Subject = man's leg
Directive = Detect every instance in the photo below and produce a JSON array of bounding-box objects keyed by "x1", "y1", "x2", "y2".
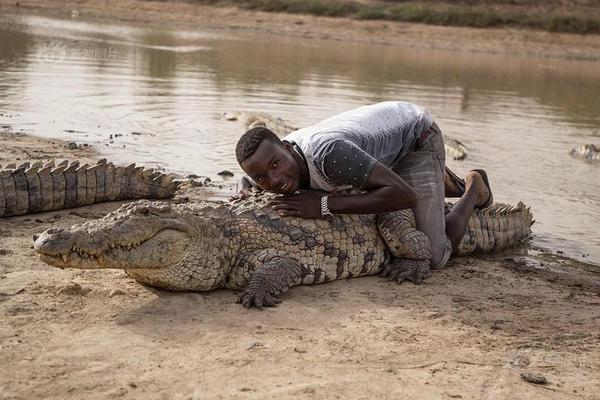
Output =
[
  {"x1": 393, "y1": 123, "x2": 452, "y2": 268},
  {"x1": 445, "y1": 171, "x2": 490, "y2": 250},
  {"x1": 394, "y1": 122, "x2": 490, "y2": 267}
]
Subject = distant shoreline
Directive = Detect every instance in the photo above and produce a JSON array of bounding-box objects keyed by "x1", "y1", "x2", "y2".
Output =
[
  {"x1": 2, "y1": 0, "x2": 600, "y2": 61},
  {"x1": 185, "y1": 0, "x2": 600, "y2": 35}
]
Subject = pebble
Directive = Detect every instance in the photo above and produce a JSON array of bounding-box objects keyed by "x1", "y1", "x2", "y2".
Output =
[
  {"x1": 520, "y1": 371, "x2": 548, "y2": 385},
  {"x1": 56, "y1": 282, "x2": 90, "y2": 296},
  {"x1": 217, "y1": 170, "x2": 234, "y2": 177},
  {"x1": 293, "y1": 346, "x2": 307, "y2": 353},
  {"x1": 246, "y1": 341, "x2": 263, "y2": 350},
  {"x1": 109, "y1": 289, "x2": 126, "y2": 297},
  {"x1": 67, "y1": 142, "x2": 78, "y2": 150}
]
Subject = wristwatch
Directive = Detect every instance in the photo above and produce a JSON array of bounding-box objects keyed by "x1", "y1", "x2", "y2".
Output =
[{"x1": 320, "y1": 196, "x2": 334, "y2": 220}]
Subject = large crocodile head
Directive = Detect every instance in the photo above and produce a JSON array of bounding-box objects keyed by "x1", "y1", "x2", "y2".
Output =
[{"x1": 34, "y1": 200, "x2": 237, "y2": 290}]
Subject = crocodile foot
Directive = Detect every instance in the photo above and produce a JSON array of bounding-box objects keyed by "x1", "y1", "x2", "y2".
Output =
[
  {"x1": 237, "y1": 290, "x2": 282, "y2": 309},
  {"x1": 381, "y1": 258, "x2": 430, "y2": 284}
]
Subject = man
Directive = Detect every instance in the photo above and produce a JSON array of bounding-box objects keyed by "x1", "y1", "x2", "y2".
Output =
[{"x1": 234, "y1": 101, "x2": 492, "y2": 270}]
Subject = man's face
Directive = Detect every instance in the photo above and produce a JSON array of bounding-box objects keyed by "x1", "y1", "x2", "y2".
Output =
[{"x1": 240, "y1": 140, "x2": 300, "y2": 194}]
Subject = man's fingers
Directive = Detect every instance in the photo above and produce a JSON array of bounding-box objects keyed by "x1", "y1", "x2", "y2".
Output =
[
  {"x1": 276, "y1": 209, "x2": 301, "y2": 217},
  {"x1": 271, "y1": 203, "x2": 301, "y2": 211},
  {"x1": 270, "y1": 198, "x2": 300, "y2": 206}
]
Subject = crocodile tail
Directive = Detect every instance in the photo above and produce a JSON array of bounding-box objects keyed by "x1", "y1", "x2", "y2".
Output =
[
  {"x1": 450, "y1": 202, "x2": 534, "y2": 256},
  {"x1": 0, "y1": 160, "x2": 180, "y2": 217}
]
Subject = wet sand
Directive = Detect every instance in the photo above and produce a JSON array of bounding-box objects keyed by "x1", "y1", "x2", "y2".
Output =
[{"x1": 1, "y1": 133, "x2": 600, "y2": 399}]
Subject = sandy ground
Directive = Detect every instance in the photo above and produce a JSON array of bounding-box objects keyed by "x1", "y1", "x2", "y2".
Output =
[
  {"x1": 2, "y1": 0, "x2": 600, "y2": 61},
  {"x1": 1, "y1": 134, "x2": 600, "y2": 400},
  {"x1": 1, "y1": 2, "x2": 600, "y2": 399}
]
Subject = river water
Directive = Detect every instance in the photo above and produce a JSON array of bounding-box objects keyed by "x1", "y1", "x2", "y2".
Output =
[{"x1": 1, "y1": 12, "x2": 599, "y2": 266}]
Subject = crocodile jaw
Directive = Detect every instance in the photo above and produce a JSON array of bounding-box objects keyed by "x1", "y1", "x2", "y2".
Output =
[{"x1": 35, "y1": 228, "x2": 191, "y2": 270}]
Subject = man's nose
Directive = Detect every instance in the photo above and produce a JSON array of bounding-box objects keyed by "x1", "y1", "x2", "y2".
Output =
[{"x1": 267, "y1": 170, "x2": 280, "y2": 187}]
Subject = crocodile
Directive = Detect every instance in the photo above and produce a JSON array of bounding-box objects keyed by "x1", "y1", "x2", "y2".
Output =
[
  {"x1": 224, "y1": 111, "x2": 469, "y2": 160},
  {"x1": 570, "y1": 144, "x2": 600, "y2": 161},
  {"x1": 34, "y1": 193, "x2": 533, "y2": 308},
  {"x1": 0, "y1": 159, "x2": 179, "y2": 217}
]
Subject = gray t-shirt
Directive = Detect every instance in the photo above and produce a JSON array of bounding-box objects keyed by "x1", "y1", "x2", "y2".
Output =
[{"x1": 283, "y1": 101, "x2": 433, "y2": 191}]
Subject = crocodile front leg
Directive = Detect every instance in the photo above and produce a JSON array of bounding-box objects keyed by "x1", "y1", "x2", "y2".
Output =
[
  {"x1": 236, "y1": 249, "x2": 302, "y2": 309},
  {"x1": 377, "y1": 210, "x2": 432, "y2": 284},
  {"x1": 380, "y1": 258, "x2": 430, "y2": 284}
]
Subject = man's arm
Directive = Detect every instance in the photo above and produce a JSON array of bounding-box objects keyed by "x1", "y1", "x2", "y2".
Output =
[
  {"x1": 327, "y1": 161, "x2": 417, "y2": 214},
  {"x1": 271, "y1": 139, "x2": 417, "y2": 218},
  {"x1": 270, "y1": 162, "x2": 416, "y2": 218}
]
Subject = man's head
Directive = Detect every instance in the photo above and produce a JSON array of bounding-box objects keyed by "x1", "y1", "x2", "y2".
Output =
[{"x1": 235, "y1": 127, "x2": 300, "y2": 194}]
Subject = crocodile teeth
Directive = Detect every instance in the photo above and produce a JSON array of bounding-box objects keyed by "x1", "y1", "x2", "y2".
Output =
[{"x1": 61, "y1": 254, "x2": 68, "y2": 263}]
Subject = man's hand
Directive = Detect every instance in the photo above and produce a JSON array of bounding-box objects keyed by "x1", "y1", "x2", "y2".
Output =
[{"x1": 270, "y1": 189, "x2": 326, "y2": 219}]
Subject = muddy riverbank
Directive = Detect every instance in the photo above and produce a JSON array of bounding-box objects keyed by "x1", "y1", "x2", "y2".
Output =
[{"x1": 1, "y1": 133, "x2": 599, "y2": 399}]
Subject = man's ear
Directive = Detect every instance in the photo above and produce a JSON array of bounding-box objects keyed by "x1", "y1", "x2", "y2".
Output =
[{"x1": 283, "y1": 141, "x2": 294, "y2": 153}]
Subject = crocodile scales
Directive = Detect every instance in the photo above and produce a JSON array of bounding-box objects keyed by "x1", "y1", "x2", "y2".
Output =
[
  {"x1": 34, "y1": 193, "x2": 534, "y2": 308},
  {"x1": 0, "y1": 159, "x2": 179, "y2": 217}
]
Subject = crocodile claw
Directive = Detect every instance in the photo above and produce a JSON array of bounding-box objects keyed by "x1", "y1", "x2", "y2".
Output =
[
  {"x1": 237, "y1": 291, "x2": 281, "y2": 309},
  {"x1": 381, "y1": 259, "x2": 430, "y2": 285}
]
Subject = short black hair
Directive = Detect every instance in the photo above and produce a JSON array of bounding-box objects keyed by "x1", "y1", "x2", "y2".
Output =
[{"x1": 235, "y1": 127, "x2": 282, "y2": 165}]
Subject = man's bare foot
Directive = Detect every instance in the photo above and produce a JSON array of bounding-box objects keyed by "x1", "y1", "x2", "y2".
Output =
[
  {"x1": 444, "y1": 169, "x2": 465, "y2": 198},
  {"x1": 465, "y1": 170, "x2": 491, "y2": 208}
]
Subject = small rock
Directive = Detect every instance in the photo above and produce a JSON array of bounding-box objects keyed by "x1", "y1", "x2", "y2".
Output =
[
  {"x1": 109, "y1": 289, "x2": 126, "y2": 297},
  {"x1": 128, "y1": 382, "x2": 137, "y2": 388},
  {"x1": 510, "y1": 354, "x2": 530, "y2": 368},
  {"x1": 217, "y1": 170, "x2": 234, "y2": 177},
  {"x1": 67, "y1": 142, "x2": 78, "y2": 150},
  {"x1": 520, "y1": 371, "x2": 547, "y2": 385},
  {"x1": 247, "y1": 341, "x2": 263, "y2": 350},
  {"x1": 293, "y1": 346, "x2": 307, "y2": 353},
  {"x1": 187, "y1": 174, "x2": 200, "y2": 179},
  {"x1": 57, "y1": 282, "x2": 90, "y2": 296}
]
